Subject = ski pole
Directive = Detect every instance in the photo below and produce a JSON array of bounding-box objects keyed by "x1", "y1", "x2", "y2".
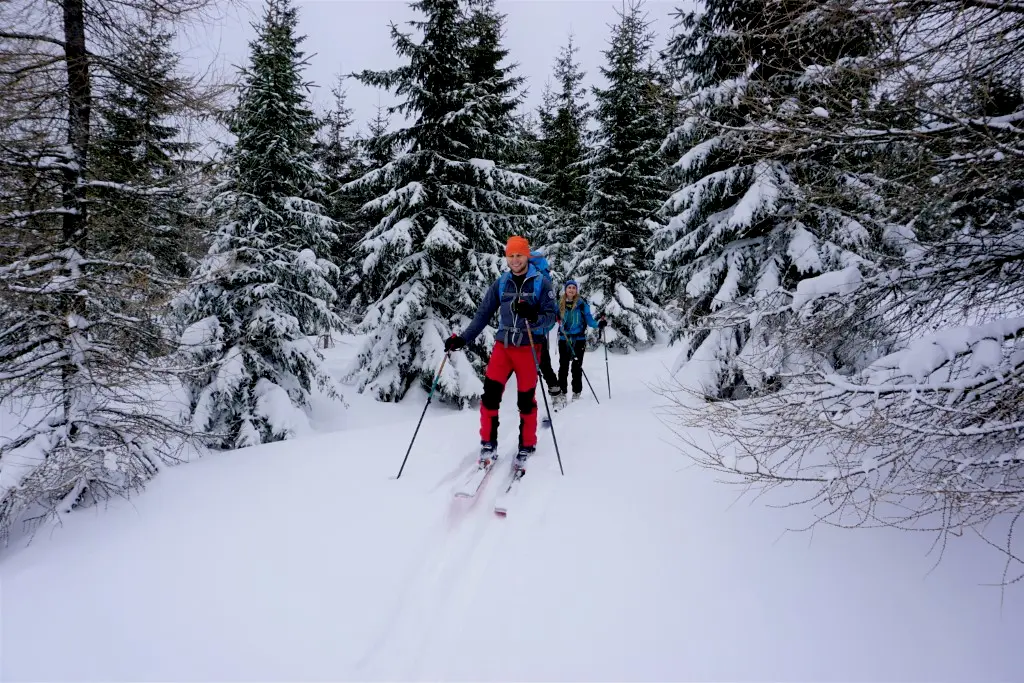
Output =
[
  {"x1": 395, "y1": 351, "x2": 450, "y2": 479},
  {"x1": 525, "y1": 324, "x2": 565, "y2": 476},
  {"x1": 602, "y1": 327, "x2": 611, "y2": 399},
  {"x1": 557, "y1": 322, "x2": 600, "y2": 404}
]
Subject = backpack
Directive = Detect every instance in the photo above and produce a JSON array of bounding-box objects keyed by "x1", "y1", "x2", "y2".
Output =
[{"x1": 529, "y1": 250, "x2": 551, "y2": 281}]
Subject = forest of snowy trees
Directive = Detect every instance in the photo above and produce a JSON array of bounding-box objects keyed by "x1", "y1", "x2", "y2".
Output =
[{"x1": 1, "y1": 0, "x2": 1022, "y2": 579}]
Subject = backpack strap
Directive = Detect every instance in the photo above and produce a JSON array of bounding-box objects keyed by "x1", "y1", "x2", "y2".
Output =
[{"x1": 497, "y1": 269, "x2": 542, "y2": 300}]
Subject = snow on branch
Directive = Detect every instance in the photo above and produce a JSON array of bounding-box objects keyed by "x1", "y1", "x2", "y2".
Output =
[
  {"x1": 81, "y1": 180, "x2": 179, "y2": 196},
  {"x1": 0, "y1": 207, "x2": 79, "y2": 222},
  {"x1": 829, "y1": 317, "x2": 1024, "y2": 389},
  {"x1": 791, "y1": 265, "x2": 865, "y2": 311}
]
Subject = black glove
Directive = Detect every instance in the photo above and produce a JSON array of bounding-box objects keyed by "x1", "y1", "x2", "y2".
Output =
[
  {"x1": 598, "y1": 315, "x2": 607, "y2": 331},
  {"x1": 512, "y1": 299, "x2": 539, "y2": 322},
  {"x1": 444, "y1": 334, "x2": 466, "y2": 352}
]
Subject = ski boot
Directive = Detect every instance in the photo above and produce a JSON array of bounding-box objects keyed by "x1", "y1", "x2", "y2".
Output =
[
  {"x1": 572, "y1": 391, "x2": 581, "y2": 402},
  {"x1": 552, "y1": 392, "x2": 567, "y2": 410},
  {"x1": 514, "y1": 446, "x2": 535, "y2": 476},
  {"x1": 478, "y1": 441, "x2": 498, "y2": 468}
]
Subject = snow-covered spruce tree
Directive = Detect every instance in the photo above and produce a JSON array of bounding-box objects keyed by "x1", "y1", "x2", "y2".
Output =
[
  {"x1": 570, "y1": 1, "x2": 670, "y2": 352},
  {"x1": 339, "y1": 103, "x2": 398, "y2": 315},
  {"x1": 176, "y1": 0, "x2": 344, "y2": 450},
  {"x1": 345, "y1": 0, "x2": 542, "y2": 404},
  {"x1": 503, "y1": 111, "x2": 551, "y2": 257},
  {"x1": 465, "y1": 0, "x2": 548, "y2": 245},
  {"x1": 362, "y1": 103, "x2": 399, "y2": 171},
  {"x1": 506, "y1": 111, "x2": 543, "y2": 191},
  {"x1": 89, "y1": 13, "x2": 206, "y2": 283},
  {"x1": 0, "y1": 0, "x2": 216, "y2": 545},
  {"x1": 533, "y1": 34, "x2": 591, "y2": 276},
  {"x1": 464, "y1": 0, "x2": 524, "y2": 162},
  {"x1": 662, "y1": 0, "x2": 1024, "y2": 582},
  {"x1": 313, "y1": 74, "x2": 362, "y2": 324},
  {"x1": 653, "y1": 0, "x2": 888, "y2": 397},
  {"x1": 88, "y1": 12, "x2": 213, "y2": 358}
]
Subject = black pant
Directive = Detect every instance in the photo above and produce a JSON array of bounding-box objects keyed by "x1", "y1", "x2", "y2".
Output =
[
  {"x1": 557, "y1": 338, "x2": 587, "y2": 394},
  {"x1": 539, "y1": 337, "x2": 558, "y2": 388}
]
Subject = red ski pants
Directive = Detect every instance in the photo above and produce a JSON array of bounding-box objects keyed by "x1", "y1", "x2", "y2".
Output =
[{"x1": 479, "y1": 341, "x2": 541, "y2": 448}]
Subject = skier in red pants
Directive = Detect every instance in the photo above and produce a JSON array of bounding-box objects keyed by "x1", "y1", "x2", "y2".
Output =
[{"x1": 444, "y1": 235, "x2": 558, "y2": 467}]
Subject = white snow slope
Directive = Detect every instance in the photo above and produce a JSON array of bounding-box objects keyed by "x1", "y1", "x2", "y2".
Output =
[{"x1": 1, "y1": 335, "x2": 1021, "y2": 682}]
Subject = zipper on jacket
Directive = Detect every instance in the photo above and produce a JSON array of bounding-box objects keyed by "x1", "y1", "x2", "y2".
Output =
[{"x1": 507, "y1": 271, "x2": 535, "y2": 344}]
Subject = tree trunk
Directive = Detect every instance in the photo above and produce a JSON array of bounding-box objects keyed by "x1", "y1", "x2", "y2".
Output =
[
  {"x1": 61, "y1": 0, "x2": 91, "y2": 428},
  {"x1": 62, "y1": 0, "x2": 90, "y2": 247}
]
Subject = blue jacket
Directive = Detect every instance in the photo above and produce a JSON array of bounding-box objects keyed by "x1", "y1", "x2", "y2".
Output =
[
  {"x1": 461, "y1": 263, "x2": 558, "y2": 347},
  {"x1": 558, "y1": 298, "x2": 599, "y2": 341}
]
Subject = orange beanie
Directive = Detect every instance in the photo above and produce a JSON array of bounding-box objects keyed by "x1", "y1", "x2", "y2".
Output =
[{"x1": 505, "y1": 235, "x2": 530, "y2": 256}]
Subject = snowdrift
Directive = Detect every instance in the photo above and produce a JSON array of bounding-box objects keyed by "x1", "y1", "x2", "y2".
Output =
[{"x1": 1, "y1": 336, "x2": 1020, "y2": 681}]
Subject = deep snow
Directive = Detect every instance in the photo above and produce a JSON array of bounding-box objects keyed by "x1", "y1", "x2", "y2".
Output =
[{"x1": 1, "y1": 334, "x2": 1021, "y2": 682}]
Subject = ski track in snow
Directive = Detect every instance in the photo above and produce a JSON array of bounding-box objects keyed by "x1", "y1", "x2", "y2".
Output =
[
  {"x1": 359, "y1": 503, "x2": 490, "y2": 679},
  {"x1": 357, "y1": 448, "x2": 520, "y2": 680},
  {"x1": 414, "y1": 486, "x2": 507, "y2": 679},
  {"x1": 357, "y1": 441, "x2": 562, "y2": 681}
]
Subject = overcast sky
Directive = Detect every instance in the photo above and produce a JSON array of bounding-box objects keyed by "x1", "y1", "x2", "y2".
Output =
[{"x1": 178, "y1": 0, "x2": 693, "y2": 138}]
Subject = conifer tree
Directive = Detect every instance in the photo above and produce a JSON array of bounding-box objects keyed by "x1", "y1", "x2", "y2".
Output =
[
  {"x1": 571, "y1": 1, "x2": 669, "y2": 352},
  {"x1": 314, "y1": 74, "x2": 361, "y2": 311},
  {"x1": 342, "y1": 104, "x2": 397, "y2": 314},
  {"x1": 534, "y1": 34, "x2": 590, "y2": 275},
  {"x1": 664, "y1": 0, "x2": 1024, "y2": 576},
  {"x1": 362, "y1": 103, "x2": 398, "y2": 170},
  {"x1": 506, "y1": 111, "x2": 543, "y2": 184},
  {"x1": 653, "y1": 0, "x2": 887, "y2": 397},
  {"x1": 0, "y1": 0, "x2": 216, "y2": 544},
  {"x1": 89, "y1": 13, "x2": 205, "y2": 283},
  {"x1": 344, "y1": 0, "x2": 542, "y2": 404},
  {"x1": 537, "y1": 34, "x2": 590, "y2": 214},
  {"x1": 176, "y1": 0, "x2": 344, "y2": 449},
  {"x1": 465, "y1": 0, "x2": 524, "y2": 162}
]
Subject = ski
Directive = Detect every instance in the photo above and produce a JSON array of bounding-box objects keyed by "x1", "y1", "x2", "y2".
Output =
[
  {"x1": 452, "y1": 450, "x2": 504, "y2": 499},
  {"x1": 493, "y1": 458, "x2": 529, "y2": 517},
  {"x1": 453, "y1": 462, "x2": 493, "y2": 498}
]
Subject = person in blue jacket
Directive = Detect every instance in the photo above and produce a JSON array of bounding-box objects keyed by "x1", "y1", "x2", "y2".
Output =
[
  {"x1": 555, "y1": 279, "x2": 605, "y2": 404},
  {"x1": 444, "y1": 236, "x2": 558, "y2": 464}
]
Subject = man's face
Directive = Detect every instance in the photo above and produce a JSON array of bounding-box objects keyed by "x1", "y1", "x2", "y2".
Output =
[{"x1": 507, "y1": 252, "x2": 527, "y2": 274}]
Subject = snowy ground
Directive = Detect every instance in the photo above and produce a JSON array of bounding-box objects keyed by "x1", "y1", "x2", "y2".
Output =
[{"x1": 1, "y1": 334, "x2": 1021, "y2": 682}]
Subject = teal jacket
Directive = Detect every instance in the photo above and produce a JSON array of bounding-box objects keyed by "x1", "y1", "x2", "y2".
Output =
[{"x1": 558, "y1": 298, "x2": 599, "y2": 341}]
